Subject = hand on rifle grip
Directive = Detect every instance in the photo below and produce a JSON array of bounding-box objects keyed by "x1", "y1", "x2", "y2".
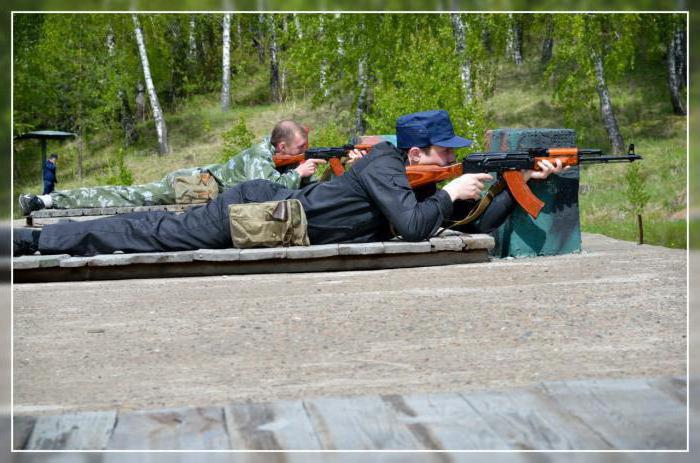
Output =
[
  {"x1": 443, "y1": 173, "x2": 494, "y2": 202},
  {"x1": 523, "y1": 158, "x2": 569, "y2": 182},
  {"x1": 345, "y1": 148, "x2": 367, "y2": 166},
  {"x1": 294, "y1": 158, "x2": 326, "y2": 178}
]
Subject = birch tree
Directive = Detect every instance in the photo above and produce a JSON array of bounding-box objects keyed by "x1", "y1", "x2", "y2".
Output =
[
  {"x1": 546, "y1": 14, "x2": 639, "y2": 154},
  {"x1": 451, "y1": 13, "x2": 473, "y2": 105},
  {"x1": 132, "y1": 14, "x2": 169, "y2": 154},
  {"x1": 666, "y1": 16, "x2": 686, "y2": 115},
  {"x1": 188, "y1": 15, "x2": 197, "y2": 61},
  {"x1": 506, "y1": 14, "x2": 523, "y2": 65},
  {"x1": 221, "y1": 13, "x2": 231, "y2": 110},
  {"x1": 268, "y1": 15, "x2": 282, "y2": 103},
  {"x1": 541, "y1": 15, "x2": 554, "y2": 65}
]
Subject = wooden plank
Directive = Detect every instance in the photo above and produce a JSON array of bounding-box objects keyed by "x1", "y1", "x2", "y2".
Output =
[
  {"x1": 194, "y1": 248, "x2": 241, "y2": 261},
  {"x1": 460, "y1": 388, "x2": 610, "y2": 450},
  {"x1": 461, "y1": 233, "x2": 495, "y2": 250},
  {"x1": 30, "y1": 204, "x2": 192, "y2": 218},
  {"x1": 303, "y1": 395, "x2": 424, "y2": 449},
  {"x1": 126, "y1": 251, "x2": 194, "y2": 265},
  {"x1": 286, "y1": 244, "x2": 339, "y2": 260},
  {"x1": 26, "y1": 410, "x2": 116, "y2": 450},
  {"x1": 538, "y1": 378, "x2": 687, "y2": 450},
  {"x1": 429, "y1": 236, "x2": 464, "y2": 251},
  {"x1": 59, "y1": 256, "x2": 92, "y2": 268},
  {"x1": 13, "y1": 254, "x2": 69, "y2": 269},
  {"x1": 238, "y1": 247, "x2": 287, "y2": 261},
  {"x1": 224, "y1": 399, "x2": 322, "y2": 450},
  {"x1": 647, "y1": 376, "x2": 687, "y2": 405},
  {"x1": 13, "y1": 415, "x2": 36, "y2": 450},
  {"x1": 382, "y1": 241, "x2": 432, "y2": 254},
  {"x1": 338, "y1": 242, "x2": 385, "y2": 256},
  {"x1": 107, "y1": 406, "x2": 229, "y2": 450},
  {"x1": 14, "y1": 249, "x2": 490, "y2": 283},
  {"x1": 384, "y1": 392, "x2": 508, "y2": 450}
]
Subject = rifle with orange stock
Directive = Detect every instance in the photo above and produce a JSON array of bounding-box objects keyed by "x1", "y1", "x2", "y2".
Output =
[
  {"x1": 273, "y1": 144, "x2": 374, "y2": 176},
  {"x1": 405, "y1": 144, "x2": 642, "y2": 219}
]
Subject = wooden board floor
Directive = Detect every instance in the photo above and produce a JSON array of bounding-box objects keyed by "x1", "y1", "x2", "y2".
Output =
[{"x1": 14, "y1": 376, "x2": 687, "y2": 451}]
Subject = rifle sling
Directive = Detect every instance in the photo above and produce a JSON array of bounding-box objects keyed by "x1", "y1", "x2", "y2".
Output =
[
  {"x1": 435, "y1": 180, "x2": 506, "y2": 236},
  {"x1": 388, "y1": 180, "x2": 505, "y2": 239}
]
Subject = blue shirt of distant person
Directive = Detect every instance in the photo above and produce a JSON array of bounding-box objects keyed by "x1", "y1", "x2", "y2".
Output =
[{"x1": 43, "y1": 153, "x2": 58, "y2": 195}]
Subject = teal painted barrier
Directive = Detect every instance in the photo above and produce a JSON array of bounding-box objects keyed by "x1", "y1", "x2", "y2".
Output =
[{"x1": 485, "y1": 129, "x2": 582, "y2": 258}]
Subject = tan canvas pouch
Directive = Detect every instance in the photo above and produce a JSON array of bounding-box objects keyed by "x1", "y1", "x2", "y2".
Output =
[
  {"x1": 228, "y1": 199, "x2": 310, "y2": 248},
  {"x1": 172, "y1": 170, "x2": 219, "y2": 204}
]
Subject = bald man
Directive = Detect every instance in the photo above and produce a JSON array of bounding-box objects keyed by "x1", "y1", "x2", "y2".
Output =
[{"x1": 18, "y1": 120, "x2": 325, "y2": 214}]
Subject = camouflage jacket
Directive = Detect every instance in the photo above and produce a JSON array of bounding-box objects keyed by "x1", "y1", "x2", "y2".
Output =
[{"x1": 203, "y1": 138, "x2": 301, "y2": 190}]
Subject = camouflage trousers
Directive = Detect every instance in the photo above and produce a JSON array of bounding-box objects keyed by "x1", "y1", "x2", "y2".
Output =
[{"x1": 50, "y1": 167, "x2": 216, "y2": 209}]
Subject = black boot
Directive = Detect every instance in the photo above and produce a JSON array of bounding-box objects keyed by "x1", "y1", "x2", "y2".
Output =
[
  {"x1": 18, "y1": 194, "x2": 45, "y2": 216},
  {"x1": 13, "y1": 228, "x2": 41, "y2": 256}
]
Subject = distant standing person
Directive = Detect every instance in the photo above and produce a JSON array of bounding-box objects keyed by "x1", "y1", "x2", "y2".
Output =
[{"x1": 43, "y1": 153, "x2": 58, "y2": 195}]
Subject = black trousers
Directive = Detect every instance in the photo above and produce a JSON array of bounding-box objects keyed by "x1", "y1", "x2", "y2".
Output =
[
  {"x1": 42, "y1": 181, "x2": 55, "y2": 195},
  {"x1": 39, "y1": 180, "x2": 290, "y2": 256}
]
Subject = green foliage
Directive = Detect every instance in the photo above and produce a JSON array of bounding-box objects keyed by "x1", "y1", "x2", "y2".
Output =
[
  {"x1": 366, "y1": 15, "x2": 486, "y2": 156},
  {"x1": 545, "y1": 14, "x2": 640, "y2": 142},
  {"x1": 219, "y1": 117, "x2": 255, "y2": 163},
  {"x1": 104, "y1": 148, "x2": 134, "y2": 186},
  {"x1": 624, "y1": 162, "x2": 650, "y2": 216}
]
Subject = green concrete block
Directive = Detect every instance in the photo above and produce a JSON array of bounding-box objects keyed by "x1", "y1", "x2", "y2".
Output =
[{"x1": 485, "y1": 128, "x2": 581, "y2": 258}]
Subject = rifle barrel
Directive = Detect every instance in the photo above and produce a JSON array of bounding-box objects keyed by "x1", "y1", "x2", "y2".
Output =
[{"x1": 578, "y1": 154, "x2": 643, "y2": 163}]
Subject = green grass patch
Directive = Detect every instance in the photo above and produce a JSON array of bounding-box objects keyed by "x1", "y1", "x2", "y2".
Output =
[{"x1": 484, "y1": 60, "x2": 687, "y2": 249}]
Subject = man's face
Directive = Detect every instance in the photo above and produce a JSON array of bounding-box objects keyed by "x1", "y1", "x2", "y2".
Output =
[
  {"x1": 415, "y1": 145, "x2": 456, "y2": 166},
  {"x1": 278, "y1": 132, "x2": 309, "y2": 155}
]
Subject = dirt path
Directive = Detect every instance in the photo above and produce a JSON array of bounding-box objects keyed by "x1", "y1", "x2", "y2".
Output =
[{"x1": 12, "y1": 233, "x2": 687, "y2": 415}]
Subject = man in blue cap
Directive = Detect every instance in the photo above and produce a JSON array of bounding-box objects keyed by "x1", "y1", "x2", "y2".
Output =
[{"x1": 14, "y1": 110, "x2": 564, "y2": 256}]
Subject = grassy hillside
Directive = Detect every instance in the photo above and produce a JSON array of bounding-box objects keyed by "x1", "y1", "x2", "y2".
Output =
[{"x1": 13, "y1": 61, "x2": 687, "y2": 248}]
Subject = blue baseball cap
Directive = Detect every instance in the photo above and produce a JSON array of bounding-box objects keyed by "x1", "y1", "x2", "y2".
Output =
[{"x1": 396, "y1": 110, "x2": 472, "y2": 149}]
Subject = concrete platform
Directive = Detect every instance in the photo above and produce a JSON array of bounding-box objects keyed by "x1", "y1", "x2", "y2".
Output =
[
  {"x1": 13, "y1": 233, "x2": 686, "y2": 425},
  {"x1": 12, "y1": 232, "x2": 495, "y2": 283}
]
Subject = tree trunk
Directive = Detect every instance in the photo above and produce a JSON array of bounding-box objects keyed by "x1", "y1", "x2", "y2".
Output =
[
  {"x1": 450, "y1": 14, "x2": 473, "y2": 105},
  {"x1": 135, "y1": 81, "x2": 146, "y2": 122},
  {"x1": 268, "y1": 15, "x2": 281, "y2": 103},
  {"x1": 221, "y1": 13, "x2": 231, "y2": 111},
  {"x1": 119, "y1": 90, "x2": 138, "y2": 146},
  {"x1": 106, "y1": 25, "x2": 115, "y2": 57},
  {"x1": 252, "y1": 14, "x2": 265, "y2": 64},
  {"x1": 188, "y1": 15, "x2": 197, "y2": 61},
  {"x1": 593, "y1": 52, "x2": 624, "y2": 154},
  {"x1": 280, "y1": 15, "x2": 288, "y2": 100},
  {"x1": 236, "y1": 15, "x2": 242, "y2": 49},
  {"x1": 293, "y1": 13, "x2": 303, "y2": 39},
  {"x1": 318, "y1": 16, "x2": 329, "y2": 98},
  {"x1": 354, "y1": 56, "x2": 368, "y2": 136},
  {"x1": 667, "y1": 25, "x2": 686, "y2": 115},
  {"x1": 541, "y1": 15, "x2": 553, "y2": 65},
  {"x1": 512, "y1": 17, "x2": 523, "y2": 65},
  {"x1": 132, "y1": 14, "x2": 169, "y2": 155},
  {"x1": 77, "y1": 129, "x2": 84, "y2": 180}
]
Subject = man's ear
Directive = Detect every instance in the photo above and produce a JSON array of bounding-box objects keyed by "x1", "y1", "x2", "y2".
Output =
[
  {"x1": 275, "y1": 141, "x2": 286, "y2": 154},
  {"x1": 406, "y1": 147, "x2": 422, "y2": 165}
]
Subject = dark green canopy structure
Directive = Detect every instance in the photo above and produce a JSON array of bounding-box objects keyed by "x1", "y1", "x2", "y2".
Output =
[{"x1": 14, "y1": 130, "x2": 77, "y2": 183}]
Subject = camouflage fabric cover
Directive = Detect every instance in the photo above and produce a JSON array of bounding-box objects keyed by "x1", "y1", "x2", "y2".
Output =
[
  {"x1": 172, "y1": 170, "x2": 219, "y2": 204},
  {"x1": 50, "y1": 138, "x2": 301, "y2": 209},
  {"x1": 228, "y1": 199, "x2": 310, "y2": 248}
]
